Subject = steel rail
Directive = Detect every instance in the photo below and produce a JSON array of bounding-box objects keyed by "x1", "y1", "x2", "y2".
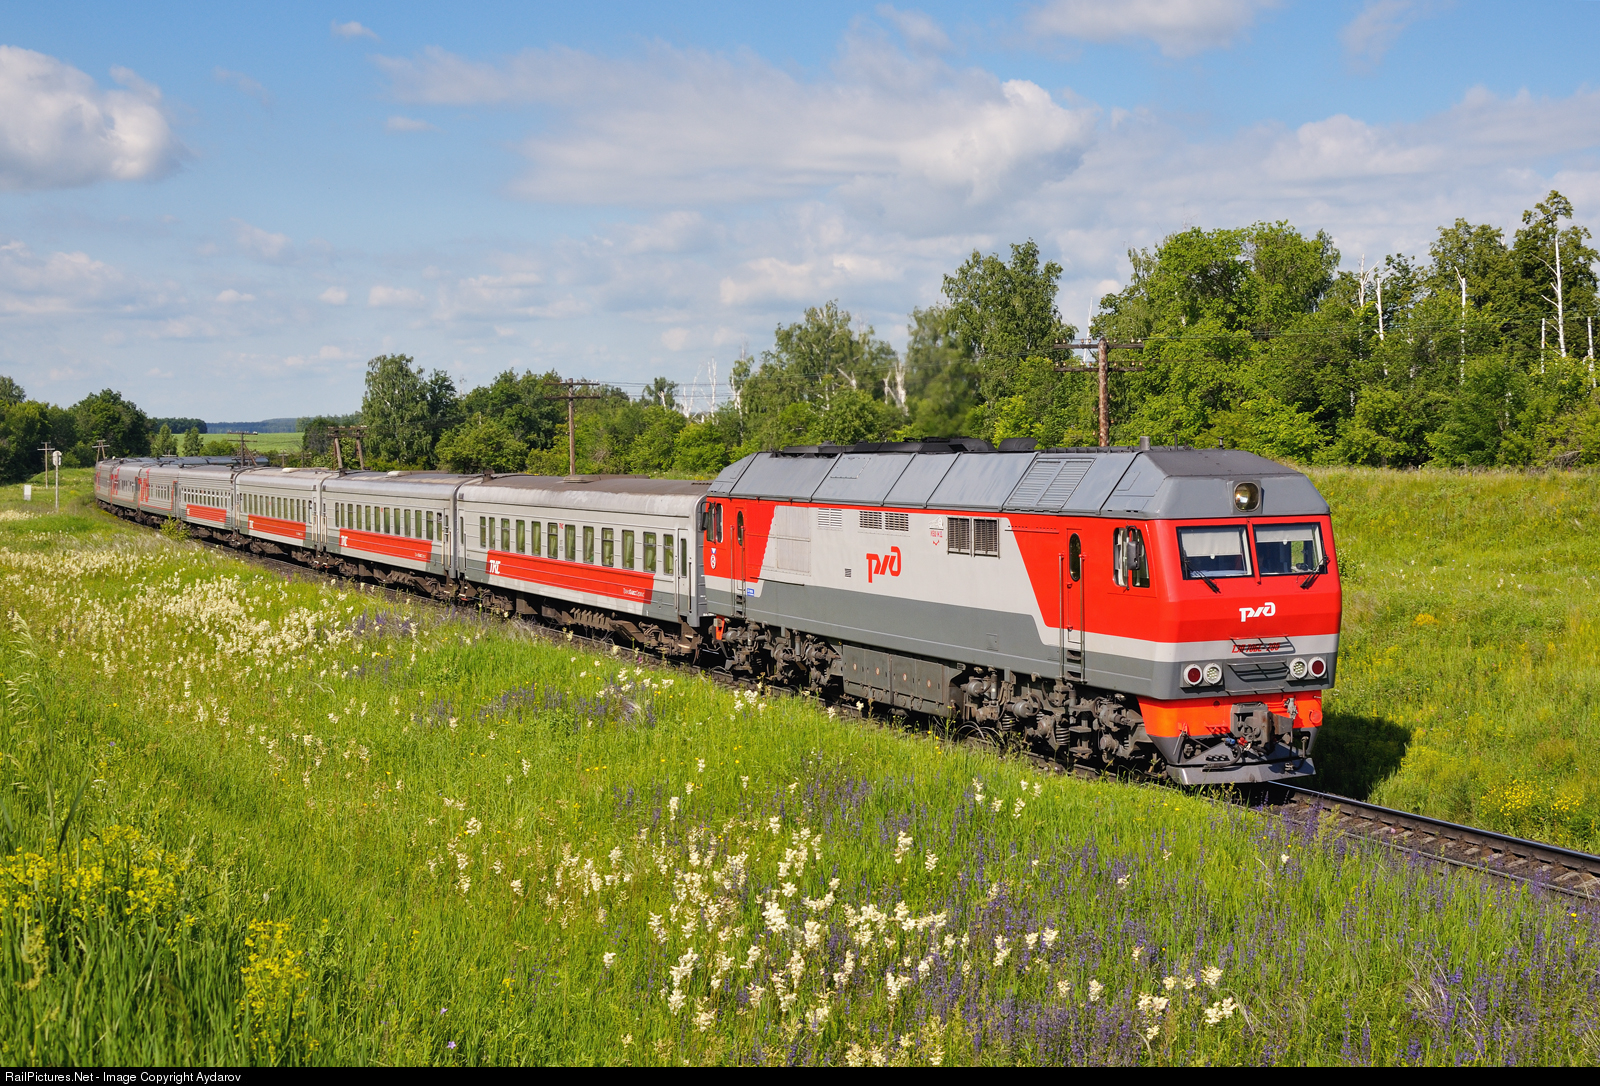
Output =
[
  {"x1": 1270, "y1": 783, "x2": 1600, "y2": 899},
  {"x1": 110, "y1": 504, "x2": 1600, "y2": 902}
]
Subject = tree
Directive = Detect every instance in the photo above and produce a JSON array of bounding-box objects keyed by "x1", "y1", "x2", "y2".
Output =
[
  {"x1": 71, "y1": 389, "x2": 149, "y2": 459},
  {"x1": 1514, "y1": 190, "x2": 1599, "y2": 358},
  {"x1": 434, "y1": 417, "x2": 526, "y2": 474},
  {"x1": 942, "y1": 240, "x2": 1068, "y2": 405},
  {"x1": 459, "y1": 369, "x2": 564, "y2": 451},
  {"x1": 361, "y1": 355, "x2": 455, "y2": 466},
  {"x1": 182, "y1": 427, "x2": 203, "y2": 456},
  {"x1": 0, "y1": 376, "x2": 26, "y2": 406},
  {"x1": 151, "y1": 424, "x2": 177, "y2": 456},
  {"x1": 901, "y1": 306, "x2": 978, "y2": 437}
]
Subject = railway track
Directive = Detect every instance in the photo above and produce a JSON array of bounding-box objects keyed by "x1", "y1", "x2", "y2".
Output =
[
  {"x1": 207, "y1": 531, "x2": 1600, "y2": 903},
  {"x1": 1270, "y1": 783, "x2": 1600, "y2": 900}
]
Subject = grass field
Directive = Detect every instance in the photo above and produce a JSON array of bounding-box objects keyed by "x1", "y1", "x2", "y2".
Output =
[
  {"x1": 215, "y1": 431, "x2": 303, "y2": 455},
  {"x1": 1308, "y1": 468, "x2": 1600, "y2": 848},
  {"x1": 1, "y1": 471, "x2": 1598, "y2": 1065}
]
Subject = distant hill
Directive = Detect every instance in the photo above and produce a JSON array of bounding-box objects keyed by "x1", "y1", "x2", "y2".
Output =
[{"x1": 207, "y1": 418, "x2": 299, "y2": 433}]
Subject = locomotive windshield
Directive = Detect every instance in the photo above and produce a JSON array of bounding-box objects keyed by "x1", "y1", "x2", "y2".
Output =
[
  {"x1": 1254, "y1": 523, "x2": 1325, "y2": 575},
  {"x1": 1177, "y1": 526, "x2": 1251, "y2": 578}
]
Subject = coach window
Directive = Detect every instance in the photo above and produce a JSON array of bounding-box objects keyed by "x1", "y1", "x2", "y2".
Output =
[
  {"x1": 501, "y1": 518, "x2": 511, "y2": 551},
  {"x1": 680, "y1": 538, "x2": 688, "y2": 577},
  {"x1": 515, "y1": 519, "x2": 526, "y2": 554},
  {"x1": 548, "y1": 522, "x2": 559, "y2": 559},
  {"x1": 622, "y1": 530, "x2": 635, "y2": 569},
  {"x1": 565, "y1": 524, "x2": 577, "y2": 561},
  {"x1": 403, "y1": 509, "x2": 411, "y2": 536},
  {"x1": 479, "y1": 516, "x2": 487, "y2": 548},
  {"x1": 426, "y1": 510, "x2": 434, "y2": 541},
  {"x1": 583, "y1": 525, "x2": 596, "y2": 564},
  {"x1": 1069, "y1": 533, "x2": 1082, "y2": 581},
  {"x1": 601, "y1": 527, "x2": 615, "y2": 567},
  {"x1": 643, "y1": 532, "x2": 657, "y2": 572},
  {"x1": 663, "y1": 533, "x2": 674, "y2": 575},
  {"x1": 1113, "y1": 527, "x2": 1151, "y2": 589},
  {"x1": 529, "y1": 521, "x2": 541, "y2": 556}
]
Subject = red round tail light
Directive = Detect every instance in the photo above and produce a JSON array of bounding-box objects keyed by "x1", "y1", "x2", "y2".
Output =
[
  {"x1": 1183, "y1": 665, "x2": 1203, "y2": 686},
  {"x1": 1308, "y1": 657, "x2": 1327, "y2": 678}
]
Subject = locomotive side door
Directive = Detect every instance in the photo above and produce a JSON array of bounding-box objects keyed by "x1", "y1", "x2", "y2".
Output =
[
  {"x1": 733, "y1": 508, "x2": 746, "y2": 618},
  {"x1": 1059, "y1": 531, "x2": 1084, "y2": 679}
]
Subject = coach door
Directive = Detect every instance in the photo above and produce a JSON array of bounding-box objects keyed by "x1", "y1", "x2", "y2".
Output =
[{"x1": 674, "y1": 530, "x2": 689, "y2": 619}]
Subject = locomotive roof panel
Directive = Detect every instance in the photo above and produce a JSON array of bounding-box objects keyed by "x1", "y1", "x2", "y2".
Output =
[
  {"x1": 710, "y1": 444, "x2": 1329, "y2": 518},
  {"x1": 811, "y1": 453, "x2": 915, "y2": 505}
]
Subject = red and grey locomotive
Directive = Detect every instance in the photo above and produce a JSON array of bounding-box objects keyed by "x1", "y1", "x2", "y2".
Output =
[{"x1": 97, "y1": 437, "x2": 1339, "y2": 784}]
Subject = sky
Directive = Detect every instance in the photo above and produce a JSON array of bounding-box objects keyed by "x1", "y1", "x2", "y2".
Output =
[{"x1": 4, "y1": 1, "x2": 1600, "y2": 421}]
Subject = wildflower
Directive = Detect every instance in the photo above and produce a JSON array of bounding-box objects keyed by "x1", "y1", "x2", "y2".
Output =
[
  {"x1": 1144, "y1": 1025, "x2": 1161, "y2": 1041},
  {"x1": 465, "y1": 818, "x2": 482, "y2": 836},
  {"x1": 894, "y1": 832, "x2": 913, "y2": 863},
  {"x1": 1088, "y1": 980, "x2": 1103, "y2": 1002},
  {"x1": 693, "y1": 1003, "x2": 716, "y2": 1032},
  {"x1": 1116, "y1": 875, "x2": 1130, "y2": 888},
  {"x1": 667, "y1": 988, "x2": 687, "y2": 1014},
  {"x1": 1163, "y1": 975, "x2": 1178, "y2": 991},
  {"x1": 511, "y1": 879, "x2": 524, "y2": 897},
  {"x1": 621, "y1": 1034, "x2": 633, "y2": 1046},
  {"x1": 447, "y1": 1040, "x2": 457, "y2": 1050},
  {"x1": 1026, "y1": 932, "x2": 1040, "y2": 950},
  {"x1": 684, "y1": 782, "x2": 694, "y2": 796},
  {"x1": 1280, "y1": 853, "x2": 1290, "y2": 865},
  {"x1": 768, "y1": 817, "x2": 781, "y2": 835},
  {"x1": 781, "y1": 881, "x2": 798, "y2": 899},
  {"x1": 990, "y1": 798, "x2": 1002, "y2": 813},
  {"x1": 697, "y1": 758, "x2": 705, "y2": 773},
  {"x1": 1042, "y1": 927, "x2": 1059, "y2": 949},
  {"x1": 1136, "y1": 994, "x2": 1169, "y2": 1016},
  {"x1": 669, "y1": 796, "x2": 680, "y2": 821},
  {"x1": 1056, "y1": 979, "x2": 1071, "y2": 997},
  {"x1": 748, "y1": 984, "x2": 766, "y2": 1004},
  {"x1": 603, "y1": 952, "x2": 616, "y2": 969},
  {"x1": 763, "y1": 899, "x2": 789, "y2": 933},
  {"x1": 885, "y1": 971, "x2": 911, "y2": 1000},
  {"x1": 440, "y1": 1007, "x2": 448, "y2": 1016},
  {"x1": 1131, "y1": 945, "x2": 1144, "y2": 961},
  {"x1": 924, "y1": 851, "x2": 938, "y2": 873},
  {"x1": 741, "y1": 775, "x2": 750, "y2": 789},
  {"x1": 1183, "y1": 975, "x2": 1197, "y2": 991},
  {"x1": 1203, "y1": 997, "x2": 1239, "y2": 1025},
  {"x1": 1201, "y1": 966, "x2": 1223, "y2": 987},
  {"x1": 521, "y1": 759, "x2": 530, "y2": 776},
  {"x1": 992, "y1": 934, "x2": 1012, "y2": 967},
  {"x1": 805, "y1": 1004, "x2": 830, "y2": 1031}
]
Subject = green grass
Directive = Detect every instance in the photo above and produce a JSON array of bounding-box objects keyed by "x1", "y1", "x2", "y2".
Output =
[
  {"x1": 1310, "y1": 467, "x2": 1600, "y2": 847},
  {"x1": 218, "y1": 431, "x2": 303, "y2": 453},
  {"x1": 1, "y1": 472, "x2": 1598, "y2": 1065}
]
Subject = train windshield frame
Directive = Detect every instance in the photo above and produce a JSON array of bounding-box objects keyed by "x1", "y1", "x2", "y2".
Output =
[
  {"x1": 1253, "y1": 522, "x2": 1325, "y2": 576},
  {"x1": 1176, "y1": 525, "x2": 1252, "y2": 579}
]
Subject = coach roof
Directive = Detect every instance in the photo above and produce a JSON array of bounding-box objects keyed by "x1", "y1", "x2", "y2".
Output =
[{"x1": 709, "y1": 444, "x2": 1328, "y2": 519}]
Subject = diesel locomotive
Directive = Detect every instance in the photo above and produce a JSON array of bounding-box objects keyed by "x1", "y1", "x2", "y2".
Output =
[{"x1": 97, "y1": 438, "x2": 1340, "y2": 784}]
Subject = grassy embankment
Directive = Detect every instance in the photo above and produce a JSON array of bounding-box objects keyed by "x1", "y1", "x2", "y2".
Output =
[
  {"x1": 0, "y1": 470, "x2": 1596, "y2": 1065},
  {"x1": 1311, "y1": 468, "x2": 1600, "y2": 847}
]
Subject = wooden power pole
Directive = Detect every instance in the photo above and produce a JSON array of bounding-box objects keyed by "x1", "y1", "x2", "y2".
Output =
[
  {"x1": 543, "y1": 379, "x2": 603, "y2": 477},
  {"x1": 1053, "y1": 336, "x2": 1145, "y2": 447}
]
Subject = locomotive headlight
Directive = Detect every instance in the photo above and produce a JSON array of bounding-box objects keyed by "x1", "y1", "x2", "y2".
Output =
[
  {"x1": 1202, "y1": 663, "x2": 1223, "y2": 685},
  {"x1": 1288, "y1": 658, "x2": 1309, "y2": 679},
  {"x1": 1182, "y1": 664, "x2": 1203, "y2": 687},
  {"x1": 1308, "y1": 657, "x2": 1327, "y2": 679},
  {"x1": 1233, "y1": 482, "x2": 1261, "y2": 512}
]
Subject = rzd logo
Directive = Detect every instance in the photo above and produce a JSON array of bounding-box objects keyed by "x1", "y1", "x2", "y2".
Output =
[
  {"x1": 867, "y1": 546, "x2": 902, "y2": 584},
  {"x1": 1238, "y1": 601, "x2": 1276, "y2": 622},
  {"x1": 488, "y1": 559, "x2": 502, "y2": 575}
]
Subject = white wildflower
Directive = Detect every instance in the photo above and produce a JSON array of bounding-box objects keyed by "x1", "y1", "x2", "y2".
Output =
[
  {"x1": 1088, "y1": 979, "x2": 1103, "y2": 1002},
  {"x1": 924, "y1": 851, "x2": 938, "y2": 873},
  {"x1": 603, "y1": 952, "x2": 616, "y2": 969},
  {"x1": 1202, "y1": 966, "x2": 1223, "y2": 987},
  {"x1": 992, "y1": 934, "x2": 1011, "y2": 968},
  {"x1": 1042, "y1": 928, "x2": 1059, "y2": 949}
]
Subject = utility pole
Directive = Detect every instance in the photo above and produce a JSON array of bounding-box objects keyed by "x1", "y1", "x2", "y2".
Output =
[
  {"x1": 543, "y1": 378, "x2": 603, "y2": 477},
  {"x1": 1052, "y1": 336, "x2": 1145, "y2": 447},
  {"x1": 92, "y1": 439, "x2": 110, "y2": 462},
  {"x1": 327, "y1": 426, "x2": 367, "y2": 471},
  {"x1": 39, "y1": 443, "x2": 57, "y2": 511}
]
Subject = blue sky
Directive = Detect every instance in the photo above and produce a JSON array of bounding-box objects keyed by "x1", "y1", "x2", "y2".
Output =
[{"x1": 4, "y1": 1, "x2": 1600, "y2": 420}]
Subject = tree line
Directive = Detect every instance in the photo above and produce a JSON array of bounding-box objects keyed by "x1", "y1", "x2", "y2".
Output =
[{"x1": 5, "y1": 188, "x2": 1595, "y2": 481}]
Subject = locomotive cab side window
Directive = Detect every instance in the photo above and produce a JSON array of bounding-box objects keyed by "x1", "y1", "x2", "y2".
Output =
[
  {"x1": 1113, "y1": 527, "x2": 1151, "y2": 588},
  {"x1": 1254, "y1": 523, "x2": 1325, "y2": 575},
  {"x1": 1178, "y1": 526, "x2": 1252, "y2": 578}
]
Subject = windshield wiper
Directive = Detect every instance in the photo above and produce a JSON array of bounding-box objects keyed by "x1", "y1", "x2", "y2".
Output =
[
  {"x1": 1184, "y1": 557, "x2": 1221, "y2": 594},
  {"x1": 1300, "y1": 557, "x2": 1329, "y2": 589}
]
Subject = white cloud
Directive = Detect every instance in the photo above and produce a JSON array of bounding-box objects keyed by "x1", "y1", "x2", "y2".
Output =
[
  {"x1": 215, "y1": 289, "x2": 255, "y2": 303},
  {"x1": 232, "y1": 219, "x2": 292, "y2": 261},
  {"x1": 385, "y1": 115, "x2": 436, "y2": 132},
  {"x1": 368, "y1": 284, "x2": 426, "y2": 308},
  {"x1": 0, "y1": 46, "x2": 183, "y2": 190},
  {"x1": 661, "y1": 327, "x2": 691, "y2": 351},
  {"x1": 1340, "y1": 1, "x2": 1444, "y2": 69},
  {"x1": 876, "y1": 5, "x2": 951, "y2": 52},
  {"x1": 214, "y1": 67, "x2": 271, "y2": 106},
  {"x1": 319, "y1": 286, "x2": 348, "y2": 305},
  {"x1": 376, "y1": 37, "x2": 1096, "y2": 214},
  {"x1": 1026, "y1": 0, "x2": 1280, "y2": 57},
  {"x1": 0, "y1": 238, "x2": 138, "y2": 316},
  {"x1": 332, "y1": 21, "x2": 378, "y2": 40}
]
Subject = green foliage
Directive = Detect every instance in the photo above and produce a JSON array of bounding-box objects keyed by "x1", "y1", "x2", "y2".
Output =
[
  {"x1": 182, "y1": 427, "x2": 203, "y2": 457},
  {"x1": 943, "y1": 240, "x2": 1071, "y2": 405},
  {"x1": 151, "y1": 424, "x2": 177, "y2": 457},
  {"x1": 361, "y1": 355, "x2": 458, "y2": 467},
  {"x1": 434, "y1": 417, "x2": 526, "y2": 474}
]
